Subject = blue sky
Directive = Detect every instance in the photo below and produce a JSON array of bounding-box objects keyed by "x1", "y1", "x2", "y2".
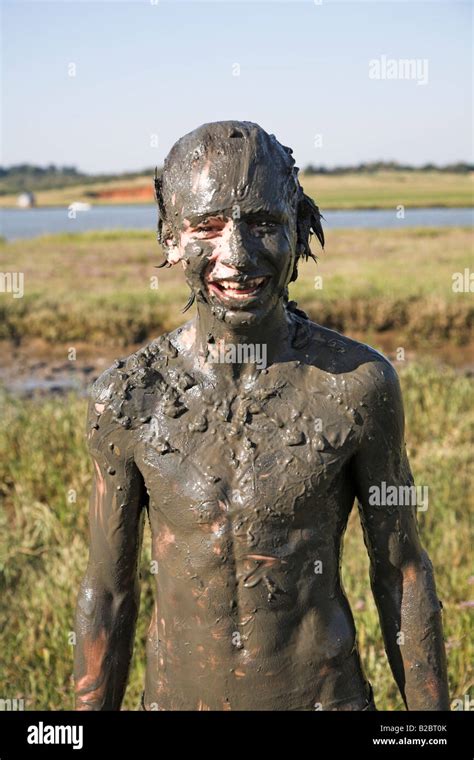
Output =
[{"x1": 2, "y1": 0, "x2": 472, "y2": 172}]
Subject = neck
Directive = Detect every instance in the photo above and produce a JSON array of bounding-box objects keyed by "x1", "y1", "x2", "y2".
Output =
[{"x1": 192, "y1": 298, "x2": 293, "y2": 377}]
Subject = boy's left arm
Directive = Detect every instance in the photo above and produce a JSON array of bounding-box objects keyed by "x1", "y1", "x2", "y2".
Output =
[{"x1": 351, "y1": 360, "x2": 450, "y2": 710}]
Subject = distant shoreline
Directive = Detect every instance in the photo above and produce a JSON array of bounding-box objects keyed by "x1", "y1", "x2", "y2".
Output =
[
  {"x1": 1, "y1": 170, "x2": 472, "y2": 210},
  {"x1": 2, "y1": 201, "x2": 473, "y2": 210}
]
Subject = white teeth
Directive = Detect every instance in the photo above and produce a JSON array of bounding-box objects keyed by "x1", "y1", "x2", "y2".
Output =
[
  {"x1": 213, "y1": 277, "x2": 265, "y2": 291},
  {"x1": 207, "y1": 275, "x2": 268, "y2": 301}
]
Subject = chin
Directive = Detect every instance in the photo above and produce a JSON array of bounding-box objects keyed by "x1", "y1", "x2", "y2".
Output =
[
  {"x1": 222, "y1": 308, "x2": 263, "y2": 328},
  {"x1": 213, "y1": 299, "x2": 280, "y2": 330}
]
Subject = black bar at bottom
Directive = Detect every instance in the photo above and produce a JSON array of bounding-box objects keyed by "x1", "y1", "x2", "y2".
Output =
[{"x1": 0, "y1": 709, "x2": 471, "y2": 758}]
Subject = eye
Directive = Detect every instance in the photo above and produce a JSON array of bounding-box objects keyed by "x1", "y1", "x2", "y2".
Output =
[
  {"x1": 192, "y1": 220, "x2": 225, "y2": 236},
  {"x1": 250, "y1": 220, "x2": 278, "y2": 234}
]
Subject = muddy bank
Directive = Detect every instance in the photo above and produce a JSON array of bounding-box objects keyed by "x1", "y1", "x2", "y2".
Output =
[
  {"x1": 1, "y1": 295, "x2": 472, "y2": 349},
  {"x1": 0, "y1": 340, "x2": 120, "y2": 397},
  {"x1": 0, "y1": 335, "x2": 472, "y2": 398}
]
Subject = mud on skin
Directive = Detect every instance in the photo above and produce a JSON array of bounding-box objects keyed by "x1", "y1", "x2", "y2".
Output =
[{"x1": 74, "y1": 121, "x2": 449, "y2": 711}]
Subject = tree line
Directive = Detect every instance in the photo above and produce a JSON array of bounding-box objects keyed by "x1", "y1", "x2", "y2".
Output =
[{"x1": 1, "y1": 161, "x2": 472, "y2": 195}]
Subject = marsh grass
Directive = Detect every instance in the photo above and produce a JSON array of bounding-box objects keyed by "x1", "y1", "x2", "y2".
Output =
[
  {"x1": 0, "y1": 363, "x2": 472, "y2": 710},
  {"x1": 0, "y1": 227, "x2": 472, "y2": 347}
]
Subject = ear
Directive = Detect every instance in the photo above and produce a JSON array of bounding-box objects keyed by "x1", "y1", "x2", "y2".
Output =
[
  {"x1": 297, "y1": 191, "x2": 325, "y2": 255},
  {"x1": 154, "y1": 170, "x2": 178, "y2": 264},
  {"x1": 154, "y1": 170, "x2": 166, "y2": 245},
  {"x1": 290, "y1": 191, "x2": 324, "y2": 283},
  {"x1": 153, "y1": 166, "x2": 161, "y2": 202}
]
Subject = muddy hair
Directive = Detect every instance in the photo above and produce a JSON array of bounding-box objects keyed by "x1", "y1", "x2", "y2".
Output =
[{"x1": 153, "y1": 122, "x2": 325, "y2": 284}]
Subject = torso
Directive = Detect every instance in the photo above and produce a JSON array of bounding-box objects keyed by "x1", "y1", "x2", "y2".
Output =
[{"x1": 100, "y1": 316, "x2": 383, "y2": 710}]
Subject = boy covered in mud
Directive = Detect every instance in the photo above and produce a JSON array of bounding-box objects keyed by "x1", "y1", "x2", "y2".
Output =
[{"x1": 74, "y1": 122, "x2": 449, "y2": 711}]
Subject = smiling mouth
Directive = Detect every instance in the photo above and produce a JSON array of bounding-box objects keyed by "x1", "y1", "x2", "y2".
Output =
[{"x1": 207, "y1": 276, "x2": 270, "y2": 302}]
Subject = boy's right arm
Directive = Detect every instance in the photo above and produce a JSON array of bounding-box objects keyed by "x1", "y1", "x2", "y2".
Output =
[{"x1": 74, "y1": 389, "x2": 147, "y2": 710}]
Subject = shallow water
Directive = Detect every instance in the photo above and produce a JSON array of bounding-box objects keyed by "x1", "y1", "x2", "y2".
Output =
[{"x1": 1, "y1": 205, "x2": 472, "y2": 241}]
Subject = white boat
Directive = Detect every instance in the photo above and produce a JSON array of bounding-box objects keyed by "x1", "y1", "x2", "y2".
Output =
[{"x1": 68, "y1": 201, "x2": 91, "y2": 212}]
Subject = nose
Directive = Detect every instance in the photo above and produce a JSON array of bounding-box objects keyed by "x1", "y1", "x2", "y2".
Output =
[{"x1": 221, "y1": 221, "x2": 258, "y2": 270}]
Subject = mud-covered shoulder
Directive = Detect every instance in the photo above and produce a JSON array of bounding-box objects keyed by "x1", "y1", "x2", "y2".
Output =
[
  {"x1": 303, "y1": 319, "x2": 404, "y2": 428},
  {"x1": 86, "y1": 336, "x2": 174, "y2": 438},
  {"x1": 86, "y1": 331, "x2": 196, "y2": 444},
  {"x1": 88, "y1": 340, "x2": 160, "y2": 419},
  {"x1": 306, "y1": 320, "x2": 398, "y2": 384},
  {"x1": 324, "y1": 326, "x2": 404, "y2": 438}
]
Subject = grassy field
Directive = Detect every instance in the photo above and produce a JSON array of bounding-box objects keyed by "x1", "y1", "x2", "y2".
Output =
[
  {"x1": 0, "y1": 170, "x2": 472, "y2": 208},
  {"x1": 0, "y1": 226, "x2": 472, "y2": 349},
  {"x1": 302, "y1": 170, "x2": 474, "y2": 209},
  {"x1": 0, "y1": 224, "x2": 472, "y2": 710},
  {"x1": 0, "y1": 363, "x2": 472, "y2": 711}
]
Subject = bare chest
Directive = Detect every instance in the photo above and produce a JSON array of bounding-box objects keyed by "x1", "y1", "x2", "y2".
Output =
[{"x1": 133, "y1": 367, "x2": 363, "y2": 537}]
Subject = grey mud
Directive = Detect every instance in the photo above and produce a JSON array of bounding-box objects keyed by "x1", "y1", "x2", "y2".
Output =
[{"x1": 74, "y1": 122, "x2": 449, "y2": 711}]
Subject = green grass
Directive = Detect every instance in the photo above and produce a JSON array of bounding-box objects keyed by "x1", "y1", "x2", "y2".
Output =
[
  {"x1": 0, "y1": 363, "x2": 472, "y2": 710},
  {"x1": 0, "y1": 170, "x2": 472, "y2": 208},
  {"x1": 303, "y1": 170, "x2": 474, "y2": 209},
  {"x1": 0, "y1": 227, "x2": 472, "y2": 348}
]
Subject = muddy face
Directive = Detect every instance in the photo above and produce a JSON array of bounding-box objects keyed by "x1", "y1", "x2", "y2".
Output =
[
  {"x1": 177, "y1": 204, "x2": 295, "y2": 328},
  {"x1": 159, "y1": 121, "x2": 299, "y2": 329}
]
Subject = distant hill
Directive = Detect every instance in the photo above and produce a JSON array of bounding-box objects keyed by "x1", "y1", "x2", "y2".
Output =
[
  {"x1": 1, "y1": 161, "x2": 472, "y2": 196},
  {"x1": 303, "y1": 161, "x2": 474, "y2": 175},
  {"x1": 0, "y1": 164, "x2": 156, "y2": 196}
]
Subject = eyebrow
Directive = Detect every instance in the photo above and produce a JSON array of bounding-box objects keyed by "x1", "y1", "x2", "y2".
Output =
[
  {"x1": 186, "y1": 209, "x2": 286, "y2": 227},
  {"x1": 187, "y1": 213, "x2": 226, "y2": 227}
]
